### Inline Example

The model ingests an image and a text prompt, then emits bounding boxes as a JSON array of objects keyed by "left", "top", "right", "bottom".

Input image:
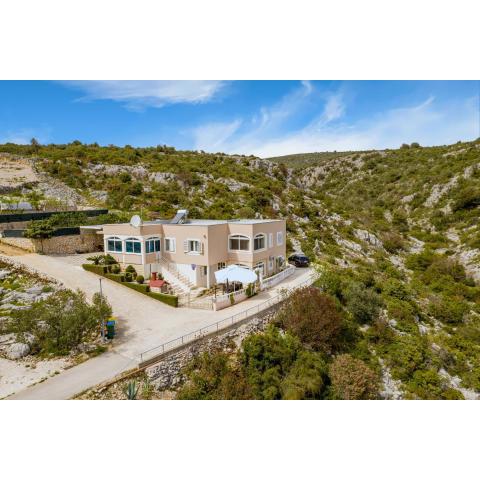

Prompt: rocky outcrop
[{"left": 6, "top": 342, "right": 30, "bottom": 360}]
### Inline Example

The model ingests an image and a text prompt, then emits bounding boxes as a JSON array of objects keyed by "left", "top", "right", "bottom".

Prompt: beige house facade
[{"left": 93, "top": 211, "right": 287, "bottom": 289}]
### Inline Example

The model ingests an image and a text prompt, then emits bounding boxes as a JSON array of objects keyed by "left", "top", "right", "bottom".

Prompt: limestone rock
[{"left": 6, "top": 342, "right": 30, "bottom": 360}]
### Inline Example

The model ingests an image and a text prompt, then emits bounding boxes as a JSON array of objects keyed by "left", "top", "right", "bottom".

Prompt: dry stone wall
[{"left": 0, "top": 233, "right": 102, "bottom": 254}]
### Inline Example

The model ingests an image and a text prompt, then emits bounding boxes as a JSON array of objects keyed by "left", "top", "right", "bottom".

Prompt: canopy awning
[{"left": 214, "top": 265, "right": 258, "bottom": 284}]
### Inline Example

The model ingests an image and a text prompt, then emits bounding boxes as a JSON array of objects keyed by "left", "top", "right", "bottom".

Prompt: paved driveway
[{"left": 6, "top": 253, "right": 314, "bottom": 399}]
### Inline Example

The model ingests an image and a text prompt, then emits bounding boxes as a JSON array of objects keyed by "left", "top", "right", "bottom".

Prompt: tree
[
  {"left": 92, "top": 292, "right": 112, "bottom": 325},
  {"left": 345, "top": 283, "right": 382, "bottom": 324},
  {"left": 329, "top": 354, "right": 379, "bottom": 399},
  {"left": 241, "top": 325, "right": 300, "bottom": 399},
  {"left": 30, "top": 137, "right": 40, "bottom": 153},
  {"left": 280, "top": 350, "right": 327, "bottom": 399},
  {"left": 24, "top": 219, "right": 55, "bottom": 252},
  {"left": 276, "top": 287, "right": 344, "bottom": 355}
]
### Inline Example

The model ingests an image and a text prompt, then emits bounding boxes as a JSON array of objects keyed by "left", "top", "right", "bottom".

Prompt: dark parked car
[{"left": 288, "top": 254, "right": 310, "bottom": 267}]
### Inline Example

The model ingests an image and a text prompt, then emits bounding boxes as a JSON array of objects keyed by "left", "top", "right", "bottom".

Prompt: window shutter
[
  {"left": 183, "top": 240, "right": 188, "bottom": 253},
  {"left": 200, "top": 242, "right": 204, "bottom": 254}
]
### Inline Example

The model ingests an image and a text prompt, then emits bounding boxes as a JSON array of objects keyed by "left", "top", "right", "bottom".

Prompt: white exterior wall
[{"left": 176, "top": 263, "right": 198, "bottom": 284}]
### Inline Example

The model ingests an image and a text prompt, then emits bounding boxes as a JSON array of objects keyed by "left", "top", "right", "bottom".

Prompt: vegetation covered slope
[{"left": 1, "top": 138, "right": 480, "bottom": 399}]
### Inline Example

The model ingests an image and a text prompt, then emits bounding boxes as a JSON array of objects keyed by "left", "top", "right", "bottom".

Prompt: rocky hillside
[{"left": 1, "top": 138, "right": 480, "bottom": 399}]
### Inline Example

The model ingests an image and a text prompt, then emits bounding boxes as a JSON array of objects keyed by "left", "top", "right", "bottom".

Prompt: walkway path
[{"left": 5, "top": 253, "right": 314, "bottom": 399}]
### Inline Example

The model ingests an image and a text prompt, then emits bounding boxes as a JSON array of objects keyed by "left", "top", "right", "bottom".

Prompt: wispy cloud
[
  {"left": 0, "top": 128, "right": 50, "bottom": 145},
  {"left": 63, "top": 80, "right": 227, "bottom": 110},
  {"left": 191, "top": 83, "right": 478, "bottom": 157}
]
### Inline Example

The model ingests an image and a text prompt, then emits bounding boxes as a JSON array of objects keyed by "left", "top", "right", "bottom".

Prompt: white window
[
  {"left": 125, "top": 237, "right": 141, "bottom": 254},
  {"left": 164, "top": 237, "right": 176, "bottom": 252},
  {"left": 107, "top": 236, "right": 122, "bottom": 253},
  {"left": 254, "top": 233, "right": 266, "bottom": 251},
  {"left": 229, "top": 234, "right": 250, "bottom": 251},
  {"left": 145, "top": 237, "right": 161, "bottom": 253},
  {"left": 276, "top": 231, "right": 283, "bottom": 246},
  {"left": 217, "top": 262, "right": 226, "bottom": 270},
  {"left": 254, "top": 262, "right": 265, "bottom": 276},
  {"left": 184, "top": 239, "right": 201, "bottom": 254},
  {"left": 269, "top": 233, "right": 273, "bottom": 248}
]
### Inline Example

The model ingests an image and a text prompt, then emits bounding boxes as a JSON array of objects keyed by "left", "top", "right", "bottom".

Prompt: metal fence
[
  {"left": 0, "top": 208, "right": 108, "bottom": 224},
  {"left": 138, "top": 273, "right": 316, "bottom": 365},
  {"left": 2, "top": 226, "right": 81, "bottom": 238}
]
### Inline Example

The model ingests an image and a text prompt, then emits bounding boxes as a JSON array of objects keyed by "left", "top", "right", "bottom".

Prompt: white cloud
[
  {"left": 0, "top": 128, "right": 49, "bottom": 145},
  {"left": 192, "top": 119, "right": 242, "bottom": 152},
  {"left": 64, "top": 80, "right": 226, "bottom": 110},
  {"left": 192, "top": 87, "right": 478, "bottom": 157}
]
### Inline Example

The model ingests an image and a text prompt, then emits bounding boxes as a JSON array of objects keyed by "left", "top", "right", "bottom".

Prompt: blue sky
[{"left": 0, "top": 80, "right": 478, "bottom": 157}]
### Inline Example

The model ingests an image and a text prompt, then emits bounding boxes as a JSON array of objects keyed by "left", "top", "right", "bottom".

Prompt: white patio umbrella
[{"left": 214, "top": 265, "right": 258, "bottom": 284}]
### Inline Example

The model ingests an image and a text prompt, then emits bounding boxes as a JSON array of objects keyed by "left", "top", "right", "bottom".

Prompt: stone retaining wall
[
  {"left": 145, "top": 304, "right": 281, "bottom": 391},
  {"left": 0, "top": 233, "right": 103, "bottom": 254},
  {"left": 0, "top": 236, "right": 34, "bottom": 251}
]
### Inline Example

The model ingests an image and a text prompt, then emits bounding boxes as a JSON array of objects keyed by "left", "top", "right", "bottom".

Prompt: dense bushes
[
  {"left": 8, "top": 290, "right": 111, "bottom": 355},
  {"left": 178, "top": 326, "right": 329, "bottom": 400},
  {"left": 241, "top": 326, "right": 302, "bottom": 399},
  {"left": 177, "top": 351, "right": 252, "bottom": 400}
]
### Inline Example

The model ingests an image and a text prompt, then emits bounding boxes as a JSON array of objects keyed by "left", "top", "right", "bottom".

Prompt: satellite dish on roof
[{"left": 130, "top": 215, "right": 142, "bottom": 228}]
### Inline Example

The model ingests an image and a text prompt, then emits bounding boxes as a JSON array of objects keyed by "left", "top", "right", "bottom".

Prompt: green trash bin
[{"left": 106, "top": 320, "right": 116, "bottom": 339}]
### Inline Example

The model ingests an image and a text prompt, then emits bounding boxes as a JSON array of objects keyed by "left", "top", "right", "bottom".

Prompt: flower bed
[{"left": 82, "top": 264, "right": 178, "bottom": 308}]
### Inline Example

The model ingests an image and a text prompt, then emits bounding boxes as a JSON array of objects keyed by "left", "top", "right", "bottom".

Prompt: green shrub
[
  {"left": 82, "top": 264, "right": 107, "bottom": 275},
  {"left": 112, "top": 265, "right": 121, "bottom": 274},
  {"left": 229, "top": 293, "right": 234, "bottom": 305},
  {"left": 382, "top": 232, "right": 405, "bottom": 253},
  {"left": 382, "top": 278, "right": 411, "bottom": 301},
  {"left": 384, "top": 335, "right": 429, "bottom": 382},
  {"left": 177, "top": 351, "right": 251, "bottom": 400},
  {"left": 406, "top": 249, "right": 436, "bottom": 271},
  {"left": 443, "top": 388, "right": 465, "bottom": 400},
  {"left": 136, "top": 275, "right": 144, "bottom": 284},
  {"left": 103, "top": 254, "right": 118, "bottom": 265},
  {"left": 87, "top": 255, "right": 104, "bottom": 265},
  {"left": 452, "top": 186, "right": 480, "bottom": 211},
  {"left": 280, "top": 350, "right": 327, "bottom": 400},
  {"left": 147, "top": 291, "right": 178, "bottom": 307},
  {"left": 8, "top": 290, "right": 104, "bottom": 356},
  {"left": 241, "top": 325, "right": 301, "bottom": 399},
  {"left": 405, "top": 369, "right": 446, "bottom": 400},
  {"left": 123, "top": 282, "right": 150, "bottom": 294},
  {"left": 429, "top": 296, "right": 469, "bottom": 324},
  {"left": 125, "top": 265, "right": 136, "bottom": 274},
  {"left": 125, "top": 272, "right": 132, "bottom": 282},
  {"left": 344, "top": 283, "right": 382, "bottom": 324},
  {"left": 105, "top": 273, "right": 124, "bottom": 282}
]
